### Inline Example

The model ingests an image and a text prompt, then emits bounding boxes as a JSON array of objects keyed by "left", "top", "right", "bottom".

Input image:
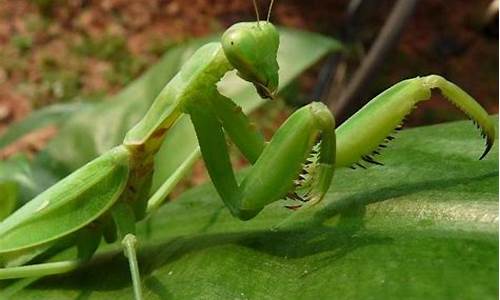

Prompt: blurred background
[{"left": 0, "top": 0, "right": 498, "bottom": 160}]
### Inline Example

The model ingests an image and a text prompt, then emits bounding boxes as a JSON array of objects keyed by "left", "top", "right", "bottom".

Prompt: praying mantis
[{"left": 0, "top": 3, "right": 496, "bottom": 300}]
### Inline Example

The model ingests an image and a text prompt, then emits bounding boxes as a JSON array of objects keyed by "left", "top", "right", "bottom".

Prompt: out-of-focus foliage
[{"left": 0, "top": 103, "right": 86, "bottom": 149}]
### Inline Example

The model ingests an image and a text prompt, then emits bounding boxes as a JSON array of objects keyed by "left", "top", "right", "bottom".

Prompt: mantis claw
[
  {"left": 254, "top": 81, "right": 277, "bottom": 100},
  {"left": 421, "top": 75, "right": 495, "bottom": 160}
]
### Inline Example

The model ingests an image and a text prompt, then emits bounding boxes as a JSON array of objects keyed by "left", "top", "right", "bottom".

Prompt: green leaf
[
  {"left": 0, "top": 182, "right": 17, "bottom": 221},
  {"left": 8, "top": 118, "right": 498, "bottom": 299},
  {"left": 0, "top": 155, "right": 57, "bottom": 208},
  {"left": 0, "top": 103, "right": 88, "bottom": 149}
]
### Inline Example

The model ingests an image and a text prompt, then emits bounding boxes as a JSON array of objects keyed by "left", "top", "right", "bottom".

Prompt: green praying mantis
[{"left": 0, "top": 3, "right": 496, "bottom": 300}]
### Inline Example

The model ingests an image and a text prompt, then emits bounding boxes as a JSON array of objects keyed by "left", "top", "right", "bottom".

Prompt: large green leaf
[{"left": 8, "top": 118, "right": 498, "bottom": 299}]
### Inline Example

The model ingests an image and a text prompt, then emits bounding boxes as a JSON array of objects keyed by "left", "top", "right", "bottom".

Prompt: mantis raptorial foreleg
[
  {"left": 212, "top": 94, "right": 266, "bottom": 164},
  {"left": 187, "top": 100, "right": 336, "bottom": 220},
  {"left": 335, "top": 75, "right": 495, "bottom": 168},
  {"left": 146, "top": 95, "right": 267, "bottom": 212}
]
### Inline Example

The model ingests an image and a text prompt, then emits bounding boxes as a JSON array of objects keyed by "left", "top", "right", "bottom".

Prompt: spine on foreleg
[{"left": 335, "top": 78, "right": 430, "bottom": 168}]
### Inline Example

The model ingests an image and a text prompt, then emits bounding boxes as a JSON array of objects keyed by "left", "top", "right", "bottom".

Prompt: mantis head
[{"left": 222, "top": 21, "right": 279, "bottom": 99}]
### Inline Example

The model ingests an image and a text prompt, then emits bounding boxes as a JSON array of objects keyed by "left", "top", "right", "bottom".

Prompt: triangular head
[{"left": 221, "top": 21, "right": 280, "bottom": 99}]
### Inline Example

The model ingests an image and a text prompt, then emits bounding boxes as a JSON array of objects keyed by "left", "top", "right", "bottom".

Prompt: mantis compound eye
[{"left": 222, "top": 21, "right": 279, "bottom": 99}]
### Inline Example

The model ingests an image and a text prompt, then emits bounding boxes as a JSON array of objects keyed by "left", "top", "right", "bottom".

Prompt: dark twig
[
  {"left": 327, "top": 0, "right": 419, "bottom": 124},
  {"left": 312, "top": 0, "right": 372, "bottom": 102}
]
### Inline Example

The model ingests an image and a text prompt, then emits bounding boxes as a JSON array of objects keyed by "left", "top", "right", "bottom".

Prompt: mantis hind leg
[
  {"left": 0, "top": 260, "right": 82, "bottom": 279},
  {"left": 335, "top": 74, "right": 495, "bottom": 168},
  {"left": 0, "top": 260, "right": 80, "bottom": 298},
  {"left": 0, "top": 237, "right": 144, "bottom": 300},
  {"left": 188, "top": 101, "right": 336, "bottom": 220},
  {"left": 0, "top": 225, "right": 100, "bottom": 279}
]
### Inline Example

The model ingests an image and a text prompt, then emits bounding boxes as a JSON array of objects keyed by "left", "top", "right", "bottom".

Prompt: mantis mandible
[{"left": 0, "top": 1, "right": 495, "bottom": 299}]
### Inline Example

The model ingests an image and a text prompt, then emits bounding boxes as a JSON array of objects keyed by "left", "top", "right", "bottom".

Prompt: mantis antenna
[
  {"left": 253, "top": 0, "right": 261, "bottom": 24},
  {"left": 267, "top": 0, "right": 275, "bottom": 22}
]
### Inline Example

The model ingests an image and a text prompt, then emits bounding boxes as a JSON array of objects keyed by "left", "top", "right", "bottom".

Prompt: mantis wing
[{"left": 0, "top": 146, "right": 130, "bottom": 260}]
